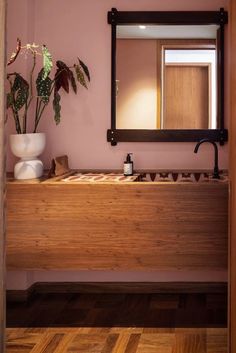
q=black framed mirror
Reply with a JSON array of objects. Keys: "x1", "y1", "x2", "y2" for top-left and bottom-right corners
[{"x1": 107, "y1": 8, "x2": 228, "y2": 146}]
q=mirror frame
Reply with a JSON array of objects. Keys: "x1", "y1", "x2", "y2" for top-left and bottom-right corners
[{"x1": 107, "y1": 8, "x2": 228, "y2": 146}]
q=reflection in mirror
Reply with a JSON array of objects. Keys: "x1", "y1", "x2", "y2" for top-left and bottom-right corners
[{"x1": 116, "y1": 25, "x2": 219, "y2": 130}]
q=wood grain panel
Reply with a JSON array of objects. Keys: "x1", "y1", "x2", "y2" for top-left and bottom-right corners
[
  {"x1": 0, "y1": 1, "x2": 6, "y2": 352},
  {"x1": 163, "y1": 65, "x2": 209, "y2": 129},
  {"x1": 6, "y1": 182, "x2": 228, "y2": 271}
]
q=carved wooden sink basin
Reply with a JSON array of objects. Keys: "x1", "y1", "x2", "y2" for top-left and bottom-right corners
[
  {"x1": 61, "y1": 173, "x2": 140, "y2": 182},
  {"x1": 140, "y1": 171, "x2": 228, "y2": 183},
  {"x1": 59, "y1": 171, "x2": 228, "y2": 183}
]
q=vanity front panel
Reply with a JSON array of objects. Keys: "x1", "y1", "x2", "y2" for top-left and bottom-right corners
[{"x1": 6, "y1": 181, "x2": 228, "y2": 271}]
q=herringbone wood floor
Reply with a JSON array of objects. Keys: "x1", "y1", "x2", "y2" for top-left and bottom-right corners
[{"x1": 6, "y1": 293, "x2": 227, "y2": 352}]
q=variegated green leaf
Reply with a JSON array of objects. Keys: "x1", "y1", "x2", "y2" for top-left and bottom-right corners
[
  {"x1": 15, "y1": 88, "x2": 28, "y2": 111},
  {"x1": 42, "y1": 45, "x2": 53, "y2": 80},
  {"x1": 53, "y1": 91, "x2": 61, "y2": 125},
  {"x1": 7, "y1": 93, "x2": 14, "y2": 109},
  {"x1": 36, "y1": 69, "x2": 52, "y2": 104},
  {"x1": 74, "y1": 64, "x2": 87, "y2": 89},
  {"x1": 12, "y1": 73, "x2": 28, "y2": 91},
  {"x1": 12, "y1": 74, "x2": 29, "y2": 111}
]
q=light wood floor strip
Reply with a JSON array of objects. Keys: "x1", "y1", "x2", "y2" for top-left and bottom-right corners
[
  {"x1": 172, "y1": 334, "x2": 206, "y2": 353},
  {"x1": 112, "y1": 333, "x2": 131, "y2": 353},
  {"x1": 49, "y1": 333, "x2": 75, "y2": 353},
  {"x1": 27, "y1": 333, "x2": 64, "y2": 353},
  {"x1": 137, "y1": 333, "x2": 175, "y2": 353}
]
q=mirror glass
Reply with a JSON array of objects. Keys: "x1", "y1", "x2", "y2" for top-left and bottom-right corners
[{"x1": 116, "y1": 24, "x2": 219, "y2": 130}]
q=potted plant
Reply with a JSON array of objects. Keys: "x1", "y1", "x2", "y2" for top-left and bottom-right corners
[{"x1": 7, "y1": 38, "x2": 90, "y2": 179}]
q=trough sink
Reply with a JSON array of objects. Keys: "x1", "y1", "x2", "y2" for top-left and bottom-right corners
[
  {"x1": 140, "y1": 171, "x2": 228, "y2": 183},
  {"x1": 59, "y1": 171, "x2": 228, "y2": 183}
]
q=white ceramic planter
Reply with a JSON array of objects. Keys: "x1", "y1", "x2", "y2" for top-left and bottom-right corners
[{"x1": 10, "y1": 132, "x2": 46, "y2": 180}]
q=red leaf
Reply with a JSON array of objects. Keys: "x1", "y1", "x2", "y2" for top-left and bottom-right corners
[{"x1": 55, "y1": 68, "x2": 69, "y2": 93}]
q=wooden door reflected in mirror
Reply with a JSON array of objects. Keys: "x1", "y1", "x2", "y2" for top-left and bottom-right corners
[
  {"x1": 164, "y1": 64, "x2": 210, "y2": 129},
  {"x1": 163, "y1": 48, "x2": 215, "y2": 130}
]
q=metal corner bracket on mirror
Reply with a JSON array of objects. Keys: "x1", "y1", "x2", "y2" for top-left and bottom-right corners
[{"x1": 107, "y1": 8, "x2": 228, "y2": 146}]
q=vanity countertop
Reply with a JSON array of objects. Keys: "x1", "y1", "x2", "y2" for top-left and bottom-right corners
[{"x1": 7, "y1": 169, "x2": 228, "y2": 184}]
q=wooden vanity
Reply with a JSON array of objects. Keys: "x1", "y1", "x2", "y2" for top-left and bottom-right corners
[{"x1": 6, "y1": 171, "x2": 228, "y2": 271}]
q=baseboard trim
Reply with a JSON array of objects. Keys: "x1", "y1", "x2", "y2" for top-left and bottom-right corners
[
  {"x1": 6, "y1": 281, "x2": 227, "y2": 302},
  {"x1": 6, "y1": 285, "x2": 35, "y2": 302}
]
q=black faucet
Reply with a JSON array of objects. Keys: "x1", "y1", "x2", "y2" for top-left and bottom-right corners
[{"x1": 194, "y1": 139, "x2": 220, "y2": 179}]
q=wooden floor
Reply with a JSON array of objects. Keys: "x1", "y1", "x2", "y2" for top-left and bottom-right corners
[
  {"x1": 6, "y1": 293, "x2": 228, "y2": 352},
  {"x1": 6, "y1": 327, "x2": 227, "y2": 353}
]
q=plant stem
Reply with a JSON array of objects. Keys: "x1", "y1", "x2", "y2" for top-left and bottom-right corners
[
  {"x1": 35, "y1": 97, "x2": 39, "y2": 128},
  {"x1": 34, "y1": 99, "x2": 47, "y2": 132},
  {"x1": 12, "y1": 107, "x2": 21, "y2": 134},
  {"x1": 22, "y1": 105, "x2": 27, "y2": 133},
  {"x1": 30, "y1": 52, "x2": 36, "y2": 98},
  {"x1": 34, "y1": 81, "x2": 56, "y2": 132},
  {"x1": 23, "y1": 50, "x2": 37, "y2": 132},
  {"x1": 34, "y1": 98, "x2": 43, "y2": 132}
]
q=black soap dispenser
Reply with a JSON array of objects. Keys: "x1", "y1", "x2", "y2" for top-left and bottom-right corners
[{"x1": 124, "y1": 153, "x2": 133, "y2": 176}]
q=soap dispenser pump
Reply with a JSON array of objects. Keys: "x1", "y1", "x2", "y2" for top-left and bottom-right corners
[{"x1": 124, "y1": 153, "x2": 133, "y2": 176}]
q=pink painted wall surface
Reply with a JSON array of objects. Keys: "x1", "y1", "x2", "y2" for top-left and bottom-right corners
[
  {"x1": 6, "y1": 270, "x2": 228, "y2": 290},
  {"x1": 6, "y1": 0, "x2": 229, "y2": 172},
  {"x1": 117, "y1": 39, "x2": 157, "y2": 129},
  {"x1": 6, "y1": 0, "x2": 229, "y2": 288}
]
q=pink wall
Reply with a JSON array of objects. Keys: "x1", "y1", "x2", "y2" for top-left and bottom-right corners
[
  {"x1": 6, "y1": 0, "x2": 229, "y2": 172},
  {"x1": 117, "y1": 39, "x2": 157, "y2": 129},
  {"x1": 6, "y1": 270, "x2": 227, "y2": 290}
]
